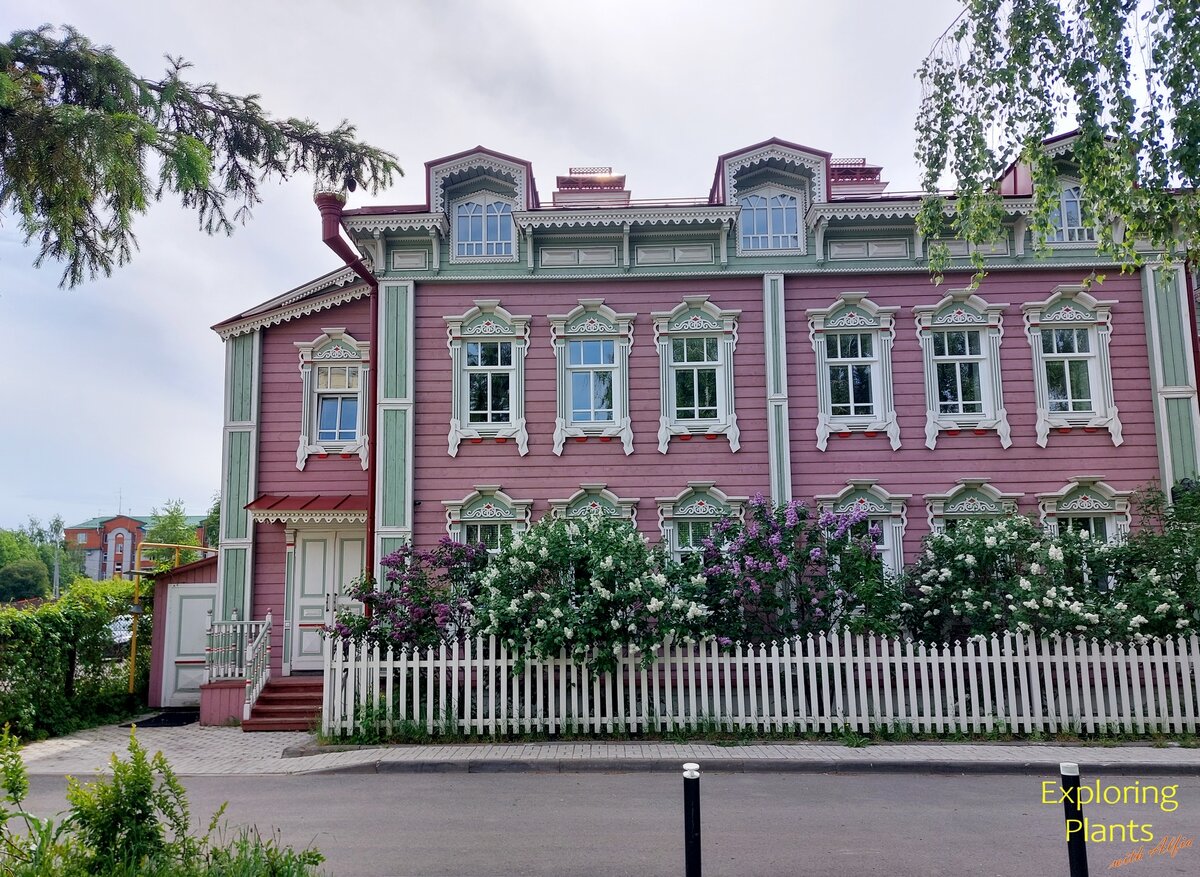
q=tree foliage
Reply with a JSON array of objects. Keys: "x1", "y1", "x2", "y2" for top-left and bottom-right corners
[
  {"x1": 915, "y1": 1, "x2": 1200, "y2": 279},
  {"x1": 0, "y1": 558, "x2": 49, "y2": 602},
  {"x1": 0, "y1": 24, "x2": 401, "y2": 287},
  {"x1": 201, "y1": 492, "x2": 219, "y2": 549},
  {"x1": 144, "y1": 499, "x2": 198, "y2": 569}
]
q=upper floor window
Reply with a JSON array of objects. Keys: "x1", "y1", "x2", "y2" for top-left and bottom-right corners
[
  {"x1": 294, "y1": 329, "x2": 370, "y2": 471},
  {"x1": 445, "y1": 301, "x2": 531, "y2": 456},
  {"x1": 737, "y1": 185, "x2": 805, "y2": 256},
  {"x1": 549, "y1": 300, "x2": 634, "y2": 455},
  {"x1": 807, "y1": 292, "x2": 900, "y2": 451},
  {"x1": 1022, "y1": 286, "x2": 1121, "y2": 447},
  {"x1": 451, "y1": 195, "x2": 516, "y2": 262},
  {"x1": 913, "y1": 290, "x2": 1011, "y2": 449},
  {"x1": 1049, "y1": 184, "x2": 1095, "y2": 244},
  {"x1": 652, "y1": 296, "x2": 741, "y2": 453}
]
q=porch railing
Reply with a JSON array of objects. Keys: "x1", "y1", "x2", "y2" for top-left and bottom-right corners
[{"x1": 205, "y1": 610, "x2": 273, "y2": 719}]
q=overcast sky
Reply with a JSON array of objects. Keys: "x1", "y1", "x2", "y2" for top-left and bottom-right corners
[{"x1": 0, "y1": 0, "x2": 964, "y2": 529}]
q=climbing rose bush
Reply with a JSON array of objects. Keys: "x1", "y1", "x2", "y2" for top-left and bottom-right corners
[
  {"x1": 471, "y1": 513, "x2": 710, "y2": 673},
  {"x1": 693, "y1": 495, "x2": 904, "y2": 643},
  {"x1": 329, "y1": 537, "x2": 488, "y2": 650}
]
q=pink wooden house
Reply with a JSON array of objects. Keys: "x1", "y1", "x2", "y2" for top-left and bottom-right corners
[{"x1": 148, "y1": 137, "x2": 1200, "y2": 727}]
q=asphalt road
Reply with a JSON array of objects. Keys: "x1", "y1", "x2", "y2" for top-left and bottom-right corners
[{"x1": 22, "y1": 771, "x2": 1200, "y2": 876}]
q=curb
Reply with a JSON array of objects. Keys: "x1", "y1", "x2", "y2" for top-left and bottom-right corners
[{"x1": 299, "y1": 757, "x2": 1200, "y2": 777}]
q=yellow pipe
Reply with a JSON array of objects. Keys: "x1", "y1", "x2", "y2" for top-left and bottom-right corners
[{"x1": 126, "y1": 541, "x2": 218, "y2": 694}]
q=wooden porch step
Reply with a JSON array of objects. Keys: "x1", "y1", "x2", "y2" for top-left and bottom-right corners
[{"x1": 242, "y1": 677, "x2": 324, "y2": 733}]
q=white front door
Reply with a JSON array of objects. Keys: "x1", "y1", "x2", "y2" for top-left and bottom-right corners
[
  {"x1": 290, "y1": 530, "x2": 364, "y2": 672},
  {"x1": 161, "y1": 582, "x2": 217, "y2": 707}
]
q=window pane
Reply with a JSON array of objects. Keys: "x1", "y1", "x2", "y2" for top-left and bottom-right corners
[
  {"x1": 571, "y1": 372, "x2": 591, "y2": 420},
  {"x1": 316, "y1": 368, "x2": 329, "y2": 390},
  {"x1": 829, "y1": 365, "x2": 849, "y2": 406},
  {"x1": 1042, "y1": 331, "x2": 1055, "y2": 354},
  {"x1": 469, "y1": 373, "x2": 489, "y2": 421},
  {"x1": 318, "y1": 398, "x2": 338, "y2": 434},
  {"x1": 347, "y1": 367, "x2": 359, "y2": 389},
  {"x1": 1054, "y1": 329, "x2": 1075, "y2": 353},
  {"x1": 936, "y1": 362, "x2": 959, "y2": 411},
  {"x1": 947, "y1": 331, "x2": 966, "y2": 357},
  {"x1": 340, "y1": 398, "x2": 357, "y2": 436},
  {"x1": 967, "y1": 331, "x2": 981, "y2": 356},
  {"x1": 843, "y1": 334, "x2": 859, "y2": 357},
  {"x1": 1046, "y1": 361, "x2": 1069, "y2": 410},
  {"x1": 675, "y1": 369, "x2": 695, "y2": 416},
  {"x1": 685, "y1": 337, "x2": 705, "y2": 361},
  {"x1": 705, "y1": 337, "x2": 718, "y2": 360},
  {"x1": 568, "y1": 341, "x2": 582, "y2": 366},
  {"x1": 583, "y1": 339, "x2": 601, "y2": 364},
  {"x1": 859, "y1": 333, "x2": 872, "y2": 357},
  {"x1": 466, "y1": 343, "x2": 481, "y2": 367},
  {"x1": 1068, "y1": 360, "x2": 1091, "y2": 410},
  {"x1": 492, "y1": 373, "x2": 510, "y2": 421},
  {"x1": 498, "y1": 342, "x2": 512, "y2": 367},
  {"x1": 1075, "y1": 328, "x2": 1090, "y2": 353},
  {"x1": 593, "y1": 370, "x2": 613, "y2": 418},
  {"x1": 852, "y1": 364, "x2": 873, "y2": 412},
  {"x1": 480, "y1": 342, "x2": 499, "y2": 367},
  {"x1": 600, "y1": 339, "x2": 615, "y2": 363},
  {"x1": 825, "y1": 334, "x2": 837, "y2": 359},
  {"x1": 672, "y1": 338, "x2": 685, "y2": 362},
  {"x1": 959, "y1": 362, "x2": 982, "y2": 412},
  {"x1": 697, "y1": 369, "x2": 718, "y2": 417},
  {"x1": 932, "y1": 333, "x2": 945, "y2": 357}
]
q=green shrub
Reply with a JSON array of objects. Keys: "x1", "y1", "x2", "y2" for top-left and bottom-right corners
[
  {"x1": 0, "y1": 579, "x2": 150, "y2": 739},
  {"x1": 0, "y1": 558, "x2": 50, "y2": 602},
  {"x1": 0, "y1": 725, "x2": 324, "y2": 876}
]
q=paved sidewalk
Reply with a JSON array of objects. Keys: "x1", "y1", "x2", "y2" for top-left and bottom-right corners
[{"x1": 19, "y1": 721, "x2": 1200, "y2": 777}]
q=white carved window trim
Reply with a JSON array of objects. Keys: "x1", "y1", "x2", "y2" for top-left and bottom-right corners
[
  {"x1": 925, "y1": 478, "x2": 1024, "y2": 533},
  {"x1": 1044, "y1": 179, "x2": 1097, "y2": 248},
  {"x1": 443, "y1": 485, "x2": 533, "y2": 553},
  {"x1": 445, "y1": 300, "x2": 530, "y2": 456},
  {"x1": 815, "y1": 480, "x2": 910, "y2": 577},
  {"x1": 294, "y1": 328, "x2": 370, "y2": 471},
  {"x1": 736, "y1": 183, "x2": 806, "y2": 257},
  {"x1": 1022, "y1": 285, "x2": 1122, "y2": 447},
  {"x1": 656, "y1": 482, "x2": 746, "y2": 562},
  {"x1": 651, "y1": 295, "x2": 740, "y2": 453},
  {"x1": 449, "y1": 191, "x2": 518, "y2": 264},
  {"x1": 549, "y1": 299, "x2": 635, "y2": 455},
  {"x1": 807, "y1": 292, "x2": 900, "y2": 451},
  {"x1": 548, "y1": 483, "x2": 639, "y2": 525},
  {"x1": 1037, "y1": 476, "x2": 1131, "y2": 542},
  {"x1": 913, "y1": 290, "x2": 1011, "y2": 450}
]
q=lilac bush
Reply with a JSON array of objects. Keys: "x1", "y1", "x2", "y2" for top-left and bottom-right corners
[
  {"x1": 328, "y1": 537, "x2": 489, "y2": 650},
  {"x1": 692, "y1": 494, "x2": 903, "y2": 643}
]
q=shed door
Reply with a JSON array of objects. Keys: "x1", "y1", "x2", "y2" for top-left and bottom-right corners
[{"x1": 162, "y1": 583, "x2": 217, "y2": 707}]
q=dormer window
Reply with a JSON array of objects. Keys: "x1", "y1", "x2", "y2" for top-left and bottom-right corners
[
  {"x1": 1048, "y1": 182, "x2": 1095, "y2": 245},
  {"x1": 452, "y1": 195, "x2": 516, "y2": 261},
  {"x1": 737, "y1": 185, "x2": 803, "y2": 255},
  {"x1": 739, "y1": 189, "x2": 800, "y2": 251}
]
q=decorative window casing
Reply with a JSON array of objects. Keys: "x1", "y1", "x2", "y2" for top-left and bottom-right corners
[
  {"x1": 295, "y1": 328, "x2": 370, "y2": 470},
  {"x1": 737, "y1": 185, "x2": 805, "y2": 256},
  {"x1": 807, "y1": 292, "x2": 900, "y2": 450},
  {"x1": 651, "y1": 296, "x2": 740, "y2": 453},
  {"x1": 1022, "y1": 286, "x2": 1122, "y2": 447},
  {"x1": 815, "y1": 480, "x2": 910, "y2": 577},
  {"x1": 443, "y1": 485, "x2": 533, "y2": 553},
  {"x1": 925, "y1": 478, "x2": 1023, "y2": 533},
  {"x1": 656, "y1": 482, "x2": 746, "y2": 562},
  {"x1": 1047, "y1": 180, "x2": 1096, "y2": 246},
  {"x1": 445, "y1": 300, "x2": 531, "y2": 456},
  {"x1": 548, "y1": 483, "x2": 639, "y2": 525},
  {"x1": 1038, "y1": 476, "x2": 1131, "y2": 542},
  {"x1": 913, "y1": 290, "x2": 1011, "y2": 449},
  {"x1": 549, "y1": 300, "x2": 635, "y2": 455},
  {"x1": 450, "y1": 193, "x2": 517, "y2": 263}
]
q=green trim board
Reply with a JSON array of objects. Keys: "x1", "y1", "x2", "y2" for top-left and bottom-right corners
[
  {"x1": 1167, "y1": 397, "x2": 1200, "y2": 480},
  {"x1": 381, "y1": 283, "x2": 411, "y2": 401},
  {"x1": 378, "y1": 408, "x2": 409, "y2": 528},
  {"x1": 220, "y1": 548, "x2": 246, "y2": 621},
  {"x1": 223, "y1": 431, "x2": 252, "y2": 541},
  {"x1": 228, "y1": 333, "x2": 256, "y2": 423}
]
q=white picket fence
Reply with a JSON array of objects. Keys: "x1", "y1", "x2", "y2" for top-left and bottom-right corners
[{"x1": 321, "y1": 632, "x2": 1200, "y2": 739}]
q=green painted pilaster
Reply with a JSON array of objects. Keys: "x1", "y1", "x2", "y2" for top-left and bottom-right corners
[
  {"x1": 217, "y1": 330, "x2": 259, "y2": 620},
  {"x1": 375, "y1": 283, "x2": 414, "y2": 579},
  {"x1": 1142, "y1": 266, "x2": 1200, "y2": 489}
]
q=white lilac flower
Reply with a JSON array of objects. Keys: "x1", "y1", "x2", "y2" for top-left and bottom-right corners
[
  {"x1": 918, "y1": 585, "x2": 934, "y2": 595},
  {"x1": 1024, "y1": 600, "x2": 1040, "y2": 610},
  {"x1": 938, "y1": 568, "x2": 952, "y2": 582},
  {"x1": 1019, "y1": 578, "x2": 1032, "y2": 591},
  {"x1": 672, "y1": 598, "x2": 686, "y2": 611},
  {"x1": 1048, "y1": 545, "x2": 1064, "y2": 562},
  {"x1": 925, "y1": 549, "x2": 936, "y2": 561},
  {"x1": 984, "y1": 536, "x2": 997, "y2": 548},
  {"x1": 1154, "y1": 602, "x2": 1171, "y2": 615},
  {"x1": 552, "y1": 607, "x2": 563, "y2": 619},
  {"x1": 982, "y1": 601, "x2": 992, "y2": 609},
  {"x1": 508, "y1": 600, "x2": 519, "y2": 612},
  {"x1": 1079, "y1": 529, "x2": 1090, "y2": 540},
  {"x1": 1068, "y1": 601, "x2": 1083, "y2": 614},
  {"x1": 1030, "y1": 563, "x2": 1042, "y2": 575},
  {"x1": 628, "y1": 623, "x2": 637, "y2": 632},
  {"x1": 1115, "y1": 602, "x2": 1128, "y2": 612},
  {"x1": 535, "y1": 618, "x2": 547, "y2": 629},
  {"x1": 1148, "y1": 569, "x2": 1162, "y2": 584},
  {"x1": 1177, "y1": 619, "x2": 1189, "y2": 629},
  {"x1": 600, "y1": 556, "x2": 615, "y2": 571},
  {"x1": 647, "y1": 598, "x2": 665, "y2": 613},
  {"x1": 611, "y1": 618, "x2": 621, "y2": 630},
  {"x1": 1085, "y1": 613, "x2": 1100, "y2": 624},
  {"x1": 512, "y1": 534, "x2": 524, "y2": 550},
  {"x1": 539, "y1": 546, "x2": 549, "y2": 559},
  {"x1": 564, "y1": 627, "x2": 574, "y2": 639},
  {"x1": 1047, "y1": 588, "x2": 1057, "y2": 599},
  {"x1": 651, "y1": 572, "x2": 668, "y2": 587},
  {"x1": 690, "y1": 574, "x2": 706, "y2": 586},
  {"x1": 1042, "y1": 597, "x2": 1054, "y2": 607},
  {"x1": 1130, "y1": 615, "x2": 1148, "y2": 627},
  {"x1": 899, "y1": 602, "x2": 913, "y2": 611}
]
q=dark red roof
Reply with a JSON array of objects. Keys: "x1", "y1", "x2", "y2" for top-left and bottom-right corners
[
  {"x1": 150, "y1": 554, "x2": 218, "y2": 583},
  {"x1": 245, "y1": 494, "x2": 368, "y2": 512}
]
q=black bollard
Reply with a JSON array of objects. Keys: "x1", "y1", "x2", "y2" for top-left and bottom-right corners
[
  {"x1": 683, "y1": 762, "x2": 701, "y2": 877},
  {"x1": 1060, "y1": 762, "x2": 1089, "y2": 877}
]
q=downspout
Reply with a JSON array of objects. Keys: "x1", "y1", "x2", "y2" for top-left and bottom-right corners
[{"x1": 314, "y1": 188, "x2": 378, "y2": 586}]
